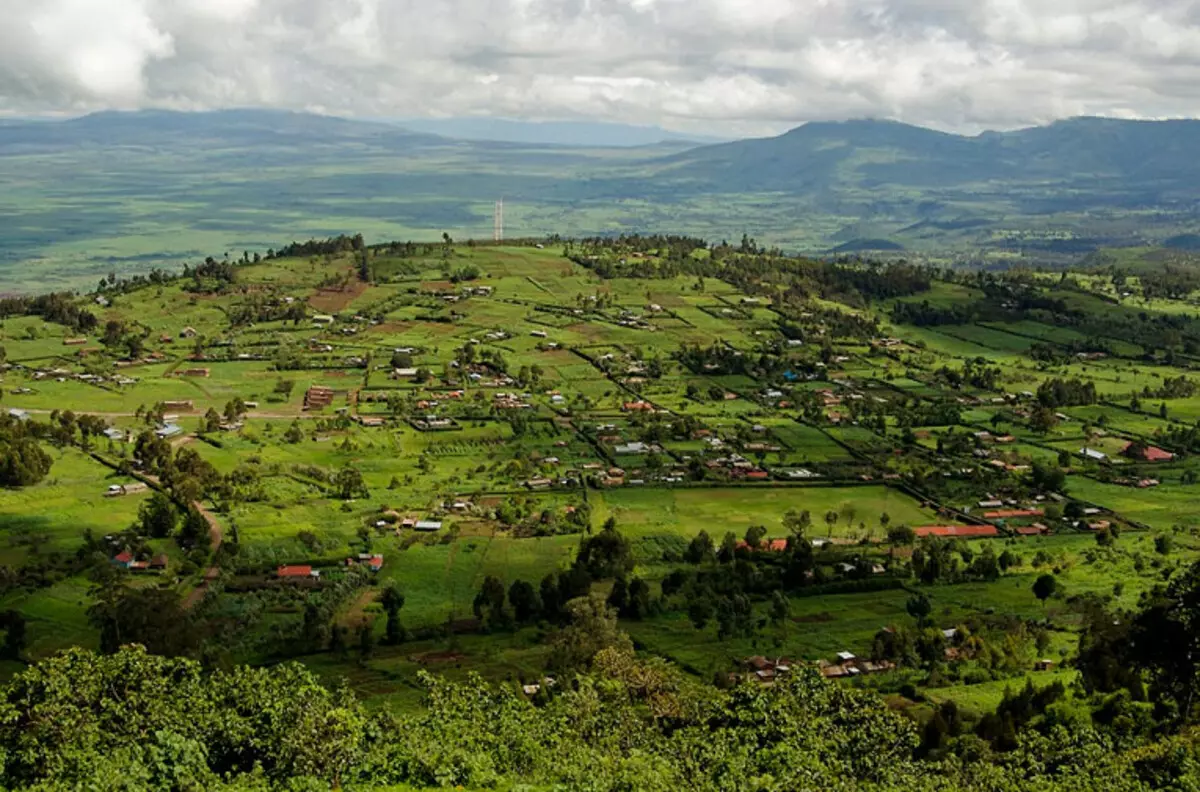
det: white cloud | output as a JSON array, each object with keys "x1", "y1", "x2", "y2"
[{"x1": 3, "y1": 0, "x2": 1200, "y2": 134}]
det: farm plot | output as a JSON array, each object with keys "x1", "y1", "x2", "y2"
[{"x1": 594, "y1": 485, "x2": 936, "y2": 541}]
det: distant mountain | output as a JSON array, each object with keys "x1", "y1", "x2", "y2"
[
  {"x1": 393, "y1": 117, "x2": 722, "y2": 147},
  {"x1": 655, "y1": 117, "x2": 1200, "y2": 196},
  {"x1": 648, "y1": 117, "x2": 1200, "y2": 253},
  {"x1": 0, "y1": 108, "x2": 452, "y2": 153},
  {"x1": 6, "y1": 109, "x2": 1200, "y2": 285}
]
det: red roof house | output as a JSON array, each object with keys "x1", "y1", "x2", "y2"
[
  {"x1": 277, "y1": 565, "x2": 316, "y2": 578},
  {"x1": 1122, "y1": 442, "x2": 1175, "y2": 462},
  {"x1": 914, "y1": 525, "x2": 999, "y2": 538}
]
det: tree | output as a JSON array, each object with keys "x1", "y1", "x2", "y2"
[
  {"x1": 357, "y1": 621, "x2": 374, "y2": 665},
  {"x1": 473, "y1": 575, "x2": 510, "y2": 630},
  {"x1": 178, "y1": 505, "x2": 211, "y2": 550},
  {"x1": 574, "y1": 523, "x2": 633, "y2": 579},
  {"x1": 334, "y1": 466, "x2": 368, "y2": 499},
  {"x1": 1124, "y1": 561, "x2": 1200, "y2": 721},
  {"x1": 769, "y1": 591, "x2": 790, "y2": 626},
  {"x1": 87, "y1": 586, "x2": 196, "y2": 657},
  {"x1": 508, "y1": 580, "x2": 540, "y2": 623},
  {"x1": 783, "y1": 508, "x2": 811, "y2": 538},
  {"x1": 1033, "y1": 573, "x2": 1058, "y2": 605},
  {"x1": 1030, "y1": 461, "x2": 1066, "y2": 493},
  {"x1": 379, "y1": 584, "x2": 406, "y2": 645},
  {"x1": 550, "y1": 594, "x2": 632, "y2": 670},
  {"x1": 137, "y1": 491, "x2": 178, "y2": 539},
  {"x1": 906, "y1": 592, "x2": 932, "y2": 627},
  {"x1": 606, "y1": 577, "x2": 628, "y2": 614},
  {"x1": 688, "y1": 597, "x2": 714, "y2": 630},
  {"x1": 0, "y1": 426, "x2": 52, "y2": 487},
  {"x1": 743, "y1": 524, "x2": 767, "y2": 550},
  {"x1": 823, "y1": 510, "x2": 838, "y2": 536},
  {"x1": 202, "y1": 408, "x2": 221, "y2": 433},
  {"x1": 1, "y1": 611, "x2": 26, "y2": 660},
  {"x1": 716, "y1": 531, "x2": 739, "y2": 563},
  {"x1": 624, "y1": 578, "x2": 651, "y2": 620},
  {"x1": 684, "y1": 530, "x2": 714, "y2": 564}
]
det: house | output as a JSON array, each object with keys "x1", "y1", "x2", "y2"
[
  {"x1": 180, "y1": 327, "x2": 197, "y2": 338},
  {"x1": 525, "y1": 478, "x2": 553, "y2": 490},
  {"x1": 305, "y1": 386, "x2": 335, "y2": 410},
  {"x1": 155, "y1": 423, "x2": 183, "y2": 438},
  {"x1": 348, "y1": 554, "x2": 385, "y2": 572},
  {"x1": 7, "y1": 409, "x2": 29, "y2": 421},
  {"x1": 1122, "y1": 442, "x2": 1175, "y2": 462},
  {"x1": 103, "y1": 427, "x2": 126, "y2": 441},
  {"x1": 392, "y1": 368, "x2": 419, "y2": 378},
  {"x1": 614, "y1": 442, "x2": 649, "y2": 455},
  {"x1": 1078, "y1": 447, "x2": 1107, "y2": 461},
  {"x1": 63, "y1": 337, "x2": 87, "y2": 346},
  {"x1": 622, "y1": 401, "x2": 655, "y2": 412},
  {"x1": 277, "y1": 565, "x2": 319, "y2": 579},
  {"x1": 414, "y1": 520, "x2": 443, "y2": 531},
  {"x1": 112, "y1": 551, "x2": 134, "y2": 568},
  {"x1": 150, "y1": 554, "x2": 169, "y2": 570},
  {"x1": 312, "y1": 314, "x2": 335, "y2": 324},
  {"x1": 914, "y1": 525, "x2": 999, "y2": 538},
  {"x1": 530, "y1": 330, "x2": 548, "y2": 338}
]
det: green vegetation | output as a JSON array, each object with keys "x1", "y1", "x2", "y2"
[{"x1": 6, "y1": 233, "x2": 1200, "y2": 786}]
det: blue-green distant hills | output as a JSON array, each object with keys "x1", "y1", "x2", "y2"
[{"x1": 3, "y1": 110, "x2": 1200, "y2": 289}]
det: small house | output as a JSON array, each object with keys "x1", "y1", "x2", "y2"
[
  {"x1": 277, "y1": 565, "x2": 319, "y2": 579},
  {"x1": 414, "y1": 520, "x2": 443, "y2": 532}
]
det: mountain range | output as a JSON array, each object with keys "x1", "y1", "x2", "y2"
[{"x1": 3, "y1": 109, "x2": 1200, "y2": 289}]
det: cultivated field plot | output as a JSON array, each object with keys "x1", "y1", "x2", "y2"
[{"x1": 594, "y1": 485, "x2": 937, "y2": 540}]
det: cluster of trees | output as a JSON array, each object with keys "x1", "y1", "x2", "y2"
[
  {"x1": 471, "y1": 521, "x2": 635, "y2": 632},
  {"x1": 1037, "y1": 377, "x2": 1098, "y2": 408},
  {"x1": 181, "y1": 256, "x2": 238, "y2": 292},
  {"x1": 4, "y1": 632, "x2": 1200, "y2": 790},
  {"x1": 890, "y1": 299, "x2": 975, "y2": 327},
  {"x1": 0, "y1": 292, "x2": 97, "y2": 333},
  {"x1": 269, "y1": 234, "x2": 366, "y2": 259},
  {"x1": 0, "y1": 414, "x2": 52, "y2": 487}
]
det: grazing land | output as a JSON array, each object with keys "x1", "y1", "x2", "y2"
[{"x1": 5, "y1": 234, "x2": 1200, "y2": 788}]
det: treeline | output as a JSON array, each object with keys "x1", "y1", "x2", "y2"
[
  {"x1": 565, "y1": 235, "x2": 933, "y2": 308},
  {"x1": 268, "y1": 234, "x2": 366, "y2": 259},
  {"x1": 1037, "y1": 377, "x2": 1098, "y2": 408},
  {"x1": 0, "y1": 292, "x2": 97, "y2": 333}
]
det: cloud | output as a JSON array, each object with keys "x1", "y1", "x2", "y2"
[{"x1": 2, "y1": 0, "x2": 1200, "y2": 135}]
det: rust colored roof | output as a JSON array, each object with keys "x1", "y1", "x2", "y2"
[
  {"x1": 277, "y1": 565, "x2": 313, "y2": 577},
  {"x1": 914, "y1": 525, "x2": 999, "y2": 538}
]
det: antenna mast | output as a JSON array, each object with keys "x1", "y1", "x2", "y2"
[{"x1": 493, "y1": 199, "x2": 504, "y2": 242}]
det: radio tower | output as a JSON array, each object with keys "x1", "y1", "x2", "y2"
[{"x1": 493, "y1": 199, "x2": 504, "y2": 242}]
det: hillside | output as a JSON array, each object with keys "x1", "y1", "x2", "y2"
[{"x1": 1, "y1": 238, "x2": 1200, "y2": 787}]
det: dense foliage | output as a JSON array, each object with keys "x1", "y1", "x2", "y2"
[{"x1": 1, "y1": 641, "x2": 1198, "y2": 791}]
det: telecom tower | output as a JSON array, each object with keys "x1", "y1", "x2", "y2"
[{"x1": 493, "y1": 199, "x2": 504, "y2": 242}]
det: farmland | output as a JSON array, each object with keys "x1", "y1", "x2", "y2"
[{"x1": 4, "y1": 233, "x2": 1200, "y2": 755}]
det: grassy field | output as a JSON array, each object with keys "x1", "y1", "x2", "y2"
[{"x1": 3, "y1": 237, "x2": 1200, "y2": 736}]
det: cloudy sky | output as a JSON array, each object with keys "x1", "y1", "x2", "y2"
[{"x1": 3, "y1": 0, "x2": 1200, "y2": 136}]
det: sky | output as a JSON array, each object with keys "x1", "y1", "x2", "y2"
[{"x1": 3, "y1": 0, "x2": 1200, "y2": 137}]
